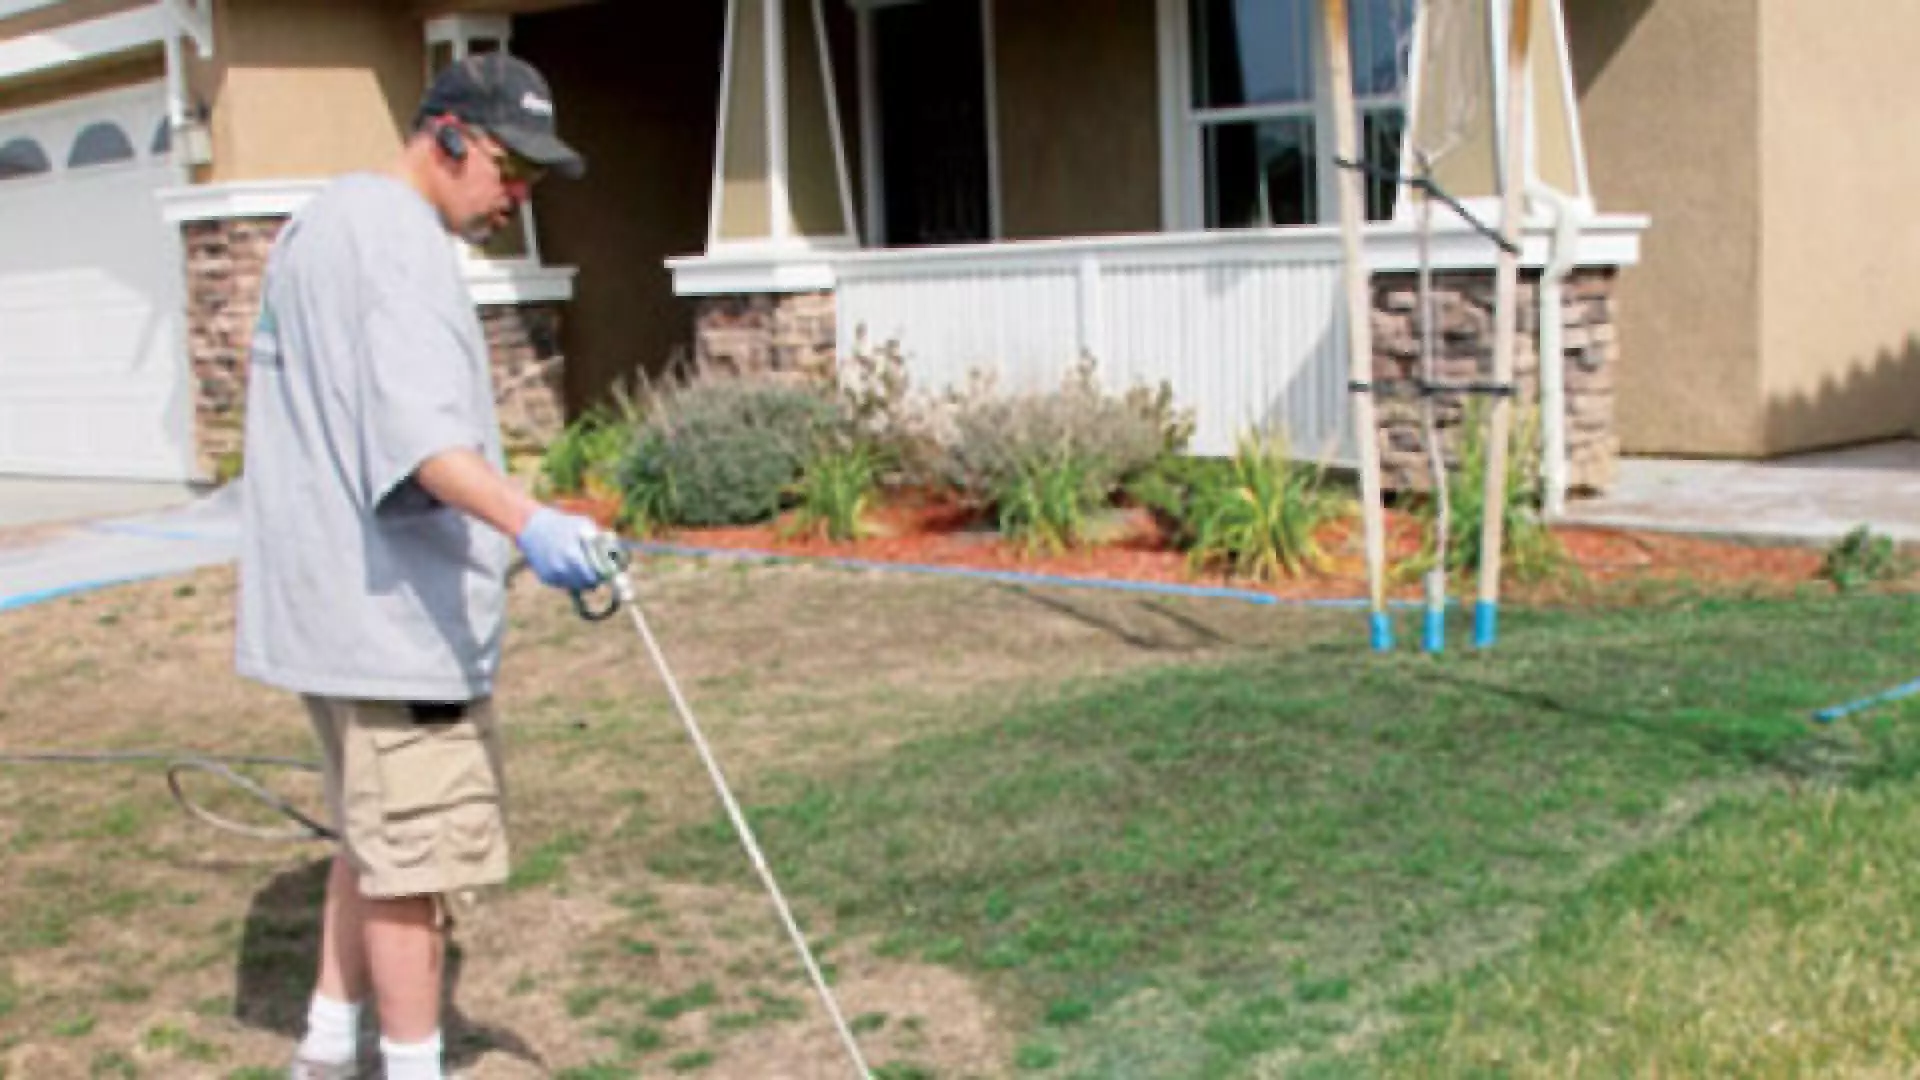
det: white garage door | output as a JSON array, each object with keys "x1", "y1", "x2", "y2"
[{"x1": 0, "y1": 83, "x2": 191, "y2": 480}]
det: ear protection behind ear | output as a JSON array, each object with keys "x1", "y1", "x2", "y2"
[{"x1": 434, "y1": 122, "x2": 468, "y2": 162}]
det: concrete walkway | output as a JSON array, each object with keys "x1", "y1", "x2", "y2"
[{"x1": 1557, "y1": 440, "x2": 1920, "y2": 547}]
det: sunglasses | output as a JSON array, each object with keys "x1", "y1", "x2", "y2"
[
  {"x1": 455, "y1": 124, "x2": 544, "y2": 186},
  {"x1": 487, "y1": 141, "x2": 547, "y2": 187}
]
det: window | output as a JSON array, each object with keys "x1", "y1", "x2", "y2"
[
  {"x1": 424, "y1": 13, "x2": 533, "y2": 261},
  {"x1": 152, "y1": 117, "x2": 172, "y2": 157},
  {"x1": 0, "y1": 137, "x2": 50, "y2": 180},
  {"x1": 1185, "y1": 0, "x2": 1410, "y2": 229},
  {"x1": 68, "y1": 122, "x2": 135, "y2": 168}
]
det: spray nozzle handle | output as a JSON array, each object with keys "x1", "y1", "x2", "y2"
[{"x1": 570, "y1": 530, "x2": 631, "y2": 622}]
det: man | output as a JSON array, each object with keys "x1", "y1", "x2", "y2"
[{"x1": 235, "y1": 54, "x2": 606, "y2": 1080}]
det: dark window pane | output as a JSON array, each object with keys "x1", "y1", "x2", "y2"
[
  {"x1": 1192, "y1": 0, "x2": 1313, "y2": 109},
  {"x1": 68, "y1": 122, "x2": 134, "y2": 168},
  {"x1": 152, "y1": 118, "x2": 171, "y2": 156},
  {"x1": 1205, "y1": 118, "x2": 1316, "y2": 229},
  {"x1": 0, "y1": 137, "x2": 50, "y2": 180},
  {"x1": 1363, "y1": 108, "x2": 1405, "y2": 220}
]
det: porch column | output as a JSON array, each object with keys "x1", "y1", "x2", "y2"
[{"x1": 708, "y1": 0, "x2": 858, "y2": 252}]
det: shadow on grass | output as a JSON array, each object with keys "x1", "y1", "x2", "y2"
[{"x1": 232, "y1": 858, "x2": 544, "y2": 1072}]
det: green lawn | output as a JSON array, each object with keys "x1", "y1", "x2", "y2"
[{"x1": 659, "y1": 590, "x2": 1920, "y2": 1077}]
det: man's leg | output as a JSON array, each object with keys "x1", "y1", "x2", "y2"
[
  {"x1": 363, "y1": 894, "x2": 443, "y2": 1041},
  {"x1": 315, "y1": 855, "x2": 370, "y2": 1004}
]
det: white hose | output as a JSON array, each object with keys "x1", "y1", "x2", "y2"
[{"x1": 608, "y1": 569, "x2": 874, "y2": 1079}]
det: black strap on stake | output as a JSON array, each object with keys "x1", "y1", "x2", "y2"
[
  {"x1": 1349, "y1": 379, "x2": 1516, "y2": 399},
  {"x1": 1331, "y1": 156, "x2": 1521, "y2": 258}
]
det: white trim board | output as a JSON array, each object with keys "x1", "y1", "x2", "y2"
[
  {"x1": 669, "y1": 213, "x2": 1649, "y2": 296},
  {"x1": 0, "y1": 5, "x2": 172, "y2": 83}
]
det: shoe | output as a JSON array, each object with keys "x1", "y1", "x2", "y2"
[{"x1": 287, "y1": 1055, "x2": 361, "y2": 1080}]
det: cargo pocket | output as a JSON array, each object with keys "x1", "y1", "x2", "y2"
[{"x1": 368, "y1": 722, "x2": 499, "y2": 873}]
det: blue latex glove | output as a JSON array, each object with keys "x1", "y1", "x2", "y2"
[{"x1": 516, "y1": 507, "x2": 608, "y2": 591}]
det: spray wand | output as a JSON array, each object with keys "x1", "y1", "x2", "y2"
[{"x1": 572, "y1": 533, "x2": 874, "y2": 1079}]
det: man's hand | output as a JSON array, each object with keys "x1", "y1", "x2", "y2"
[{"x1": 516, "y1": 507, "x2": 610, "y2": 591}]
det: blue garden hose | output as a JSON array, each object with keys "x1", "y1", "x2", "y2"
[{"x1": 1813, "y1": 677, "x2": 1920, "y2": 724}]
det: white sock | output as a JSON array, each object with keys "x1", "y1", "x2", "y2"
[
  {"x1": 296, "y1": 993, "x2": 360, "y2": 1064},
  {"x1": 379, "y1": 1031, "x2": 444, "y2": 1080}
]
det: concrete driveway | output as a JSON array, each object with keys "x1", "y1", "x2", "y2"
[{"x1": 0, "y1": 476, "x2": 201, "y2": 530}]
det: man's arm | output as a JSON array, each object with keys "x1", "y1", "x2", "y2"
[
  {"x1": 412, "y1": 447, "x2": 541, "y2": 538},
  {"x1": 413, "y1": 448, "x2": 609, "y2": 592}
]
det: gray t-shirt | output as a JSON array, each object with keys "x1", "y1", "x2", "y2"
[{"x1": 235, "y1": 173, "x2": 512, "y2": 701}]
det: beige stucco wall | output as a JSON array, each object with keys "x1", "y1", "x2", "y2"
[
  {"x1": 198, "y1": 0, "x2": 423, "y2": 181},
  {"x1": 1756, "y1": 1, "x2": 1920, "y2": 452},
  {"x1": 994, "y1": 0, "x2": 1160, "y2": 239},
  {"x1": 1565, "y1": 0, "x2": 1763, "y2": 457}
]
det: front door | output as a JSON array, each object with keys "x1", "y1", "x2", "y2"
[{"x1": 872, "y1": 0, "x2": 991, "y2": 246}]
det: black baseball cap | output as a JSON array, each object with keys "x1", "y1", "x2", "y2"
[{"x1": 418, "y1": 53, "x2": 585, "y2": 179}]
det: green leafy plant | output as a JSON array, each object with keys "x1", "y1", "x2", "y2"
[
  {"x1": 1412, "y1": 402, "x2": 1566, "y2": 583},
  {"x1": 995, "y1": 450, "x2": 1107, "y2": 555},
  {"x1": 539, "y1": 409, "x2": 633, "y2": 499},
  {"x1": 785, "y1": 441, "x2": 883, "y2": 542},
  {"x1": 1821, "y1": 526, "x2": 1912, "y2": 591},
  {"x1": 1186, "y1": 433, "x2": 1342, "y2": 581}
]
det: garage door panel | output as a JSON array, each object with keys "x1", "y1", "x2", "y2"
[{"x1": 0, "y1": 83, "x2": 190, "y2": 480}]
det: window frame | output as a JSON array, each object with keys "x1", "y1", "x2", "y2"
[
  {"x1": 1157, "y1": 0, "x2": 1411, "y2": 232},
  {"x1": 424, "y1": 13, "x2": 542, "y2": 266}
]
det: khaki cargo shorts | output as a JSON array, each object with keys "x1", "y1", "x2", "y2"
[{"x1": 303, "y1": 696, "x2": 510, "y2": 899}]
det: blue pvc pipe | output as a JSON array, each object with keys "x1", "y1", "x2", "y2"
[
  {"x1": 1473, "y1": 601, "x2": 1498, "y2": 649},
  {"x1": 1813, "y1": 677, "x2": 1920, "y2": 724},
  {"x1": 1370, "y1": 611, "x2": 1395, "y2": 652},
  {"x1": 0, "y1": 574, "x2": 169, "y2": 615}
]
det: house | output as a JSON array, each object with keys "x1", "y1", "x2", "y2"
[{"x1": 0, "y1": 0, "x2": 1909, "y2": 490}]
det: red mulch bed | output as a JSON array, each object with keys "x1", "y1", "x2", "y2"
[{"x1": 648, "y1": 491, "x2": 1830, "y2": 605}]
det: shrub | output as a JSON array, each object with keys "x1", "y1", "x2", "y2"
[
  {"x1": 1186, "y1": 434, "x2": 1342, "y2": 581},
  {"x1": 785, "y1": 441, "x2": 882, "y2": 542},
  {"x1": 938, "y1": 355, "x2": 1194, "y2": 509},
  {"x1": 1821, "y1": 526, "x2": 1911, "y2": 591},
  {"x1": 538, "y1": 409, "x2": 632, "y2": 499},
  {"x1": 616, "y1": 373, "x2": 839, "y2": 528},
  {"x1": 1413, "y1": 401, "x2": 1565, "y2": 583},
  {"x1": 811, "y1": 332, "x2": 946, "y2": 489},
  {"x1": 995, "y1": 451, "x2": 1108, "y2": 555}
]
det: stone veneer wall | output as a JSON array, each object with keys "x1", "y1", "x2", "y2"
[
  {"x1": 184, "y1": 216, "x2": 568, "y2": 481},
  {"x1": 689, "y1": 273, "x2": 1621, "y2": 496},
  {"x1": 1371, "y1": 268, "x2": 1619, "y2": 494},
  {"x1": 692, "y1": 291, "x2": 837, "y2": 376}
]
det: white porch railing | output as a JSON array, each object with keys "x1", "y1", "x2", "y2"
[
  {"x1": 835, "y1": 230, "x2": 1356, "y2": 463},
  {"x1": 828, "y1": 218, "x2": 1645, "y2": 464}
]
